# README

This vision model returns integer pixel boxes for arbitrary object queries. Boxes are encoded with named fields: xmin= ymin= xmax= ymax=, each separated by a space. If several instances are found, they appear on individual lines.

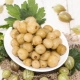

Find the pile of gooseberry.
xmin=10 ymin=16 xmax=67 ymax=69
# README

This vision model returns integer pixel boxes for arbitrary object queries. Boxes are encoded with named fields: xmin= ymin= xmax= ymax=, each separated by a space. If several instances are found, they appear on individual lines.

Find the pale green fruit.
xmin=2 ymin=69 xmax=11 ymax=79
xmin=23 ymin=69 xmax=34 ymax=80
xmin=58 ymin=11 xmax=72 ymax=22
xmin=59 ymin=67 xmax=69 ymax=75
xmin=65 ymin=56 xmax=75 ymax=70
xmin=53 ymin=4 xmax=66 ymax=14
xmin=58 ymin=73 xmax=70 ymax=80
xmin=8 ymin=74 xmax=19 ymax=80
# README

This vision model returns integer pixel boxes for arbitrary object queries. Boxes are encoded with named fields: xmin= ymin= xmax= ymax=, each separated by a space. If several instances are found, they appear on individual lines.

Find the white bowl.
xmin=4 ymin=27 xmax=69 ymax=72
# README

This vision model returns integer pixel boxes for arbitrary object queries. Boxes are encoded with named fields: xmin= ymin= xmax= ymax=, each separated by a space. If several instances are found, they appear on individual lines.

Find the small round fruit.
xmin=58 ymin=11 xmax=72 ymax=22
xmin=18 ymin=48 xmax=28 ymax=60
xmin=10 ymin=29 xmax=19 ymax=38
xmin=23 ymin=42 xmax=33 ymax=52
xmin=17 ymin=21 xmax=27 ymax=33
xmin=32 ymin=60 xmax=40 ymax=68
xmin=53 ymin=4 xmax=66 ymax=14
xmin=0 ymin=5 xmax=4 ymax=13
xmin=40 ymin=51 xmax=51 ymax=60
xmin=58 ymin=73 xmax=70 ymax=80
xmin=25 ymin=16 xmax=36 ymax=23
xmin=48 ymin=55 xmax=59 ymax=67
xmin=23 ymin=69 xmax=34 ymax=80
xmin=31 ymin=51 xmax=40 ymax=60
xmin=13 ymin=20 xmax=20 ymax=29
xmin=54 ymin=30 xmax=61 ymax=37
xmin=12 ymin=46 xmax=19 ymax=56
xmin=65 ymin=56 xmax=75 ymax=70
xmin=24 ymin=33 xmax=33 ymax=42
xmin=27 ymin=22 xmax=40 ymax=34
xmin=11 ymin=39 xmax=19 ymax=47
xmin=32 ymin=36 xmax=42 ymax=45
xmin=36 ymin=28 xmax=47 ymax=39
xmin=16 ymin=34 xmax=25 ymax=44
xmin=46 ymin=32 xmax=56 ymax=40
xmin=59 ymin=67 xmax=69 ymax=75
xmin=43 ymin=25 xmax=53 ymax=32
xmin=40 ymin=77 xmax=49 ymax=80
xmin=52 ymin=38 xmax=62 ymax=49
xmin=35 ymin=44 xmax=46 ymax=54
xmin=2 ymin=69 xmax=11 ymax=79
xmin=10 ymin=60 xmax=19 ymax=71
xmin=8 ymin=74 xmax=19 ymax=80
xmin=51 ymin=51 xmax=60 ymax=61
xmin=23 ymin=58 xmax=32 ymax=66
xmin=43 ymin=39 xmax=53 ymax=48
xmin=40 ymin=60 xmax=47 ymax=68
xmin=57 ymin=44 xmax=66 ymax=55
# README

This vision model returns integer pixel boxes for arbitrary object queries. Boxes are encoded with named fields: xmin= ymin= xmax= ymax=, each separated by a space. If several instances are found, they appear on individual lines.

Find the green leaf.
xmin=0 ymin=45 xmax=8 ymax=63
xmin=0 ymin=32 xmax=4 ymax=40
xmin=5 ymin=17 xmax=16 ymax=26
xmin=20 ymin=9 xmax=28 ymax=20
xmin=21 ymin=1 xmax=28 ymax=10
xmin=75 ymin=63 xmax=80 ymax=70
xmin=71 ymin=25 xmax=80 ymax=35
xmin=5 ymin=0 xmax=46 ymax=26
xmin=37 ymin=18 xmax=46 ymax=25
xmin=0 ymin=40 xmax=3 ymax=46
xmin=0 ymin=34 xmax=8 ymax=63
xmin=69 ymin=48 xmax=79 ymax=58
xmin=0 ymin=24 xmax=9 ymax=29
xmin=0 ymin=24 xmax=10 ymax=29
xmin=6 ymin=4 xmax=21 ymax=20
xmin=28 ymin=0 xmax=38 ymax=16
xmin=36 ymin=7 xmax=45 ymax=20
xmin=0 ymin=45 xmax=7 ymax=57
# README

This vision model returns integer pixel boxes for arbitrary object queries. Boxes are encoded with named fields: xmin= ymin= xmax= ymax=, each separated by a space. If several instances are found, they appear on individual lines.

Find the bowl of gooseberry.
xmin=4 ymin=17 xmax=69 ymax=72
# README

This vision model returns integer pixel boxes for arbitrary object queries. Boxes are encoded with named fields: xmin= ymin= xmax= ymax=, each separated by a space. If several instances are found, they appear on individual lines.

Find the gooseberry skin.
xmin=53 ymin=4 xmax=66 ymax=14
xmin=32 ymin=60 xmax=40 ymax=68
xmin=58 ymin=11 xmax=72 ymax=22
xmin=8 ymin=74 xmax=19 ymax=80
xmin=23 ymin=58 xmax=32 ymax=66
xmin=65 ymin=56 xmax=75 ymax=70
xmin=24 ymin=33 xmax=33 ymax=42
xmin=35 ymin=44 xmax=46 ymax=54
xmin=23 ymin=69 xmax=34 ymax=80
xmin=43 ymin=25 xmax=53 ymax=32
xmin=25 ymin=16 xmax=36 ymax=24
xmin=32 ymin=36 xmax=42 ymax=45
xmin=2 ymin=69 xmax=11 ymax=79
xmin=43 ymin=39 xmax=53 ymax=48
xmin=58 ymin=73 xmax=70 ymax=80
xmin=59 ymin=67 xmax=69 ymax=75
